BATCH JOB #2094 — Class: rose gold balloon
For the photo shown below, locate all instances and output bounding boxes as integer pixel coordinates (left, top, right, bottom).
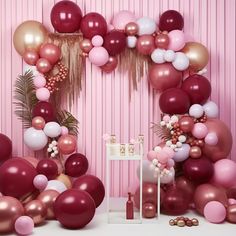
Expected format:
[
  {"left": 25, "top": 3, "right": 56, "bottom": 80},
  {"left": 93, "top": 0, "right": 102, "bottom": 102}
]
[
  {"left": 58, "top": 134, "right": 77, "bottom": 155},
  {"left": 22, "top": 156, "right": 39, "bottom": 168},
  {"left": 189, "top": 146, "right": 202, "bottom": 158},
  {"left": 100, "top": 56, "right": 118, "bottom": 73},
  {"left": 227, "top": 204, "right": 236, "bottom": 223},
  {"left": 194, "top": 184, "right": 228, "bottom": 215},
  {"left": 23, "top": 50, "right": 39, "bottom": 65},
  {"left": 125, "top": 22, "right": 138, "bottom": 36},
  {"left": 0, "top": 196, "right": 24, "bottom": 233},
  {"left": 39, "top": 43, "right": 61, "bottom": 65},
  {"left": 143, "top": 202, "right": 156, "bottom": 218},
  {"left": 136, "top": 35, "right": 155, "bottom": 55},
  {"left": 24, "top": 200, "right": 47, "bottom": 225},
  {"left": 155, "top": 33, "right": 169, "bottom": 49},
  {"left": 36, "top": 58, "right": 52, "bottom": 74},
  {"left": 179, "top": 116, "right": 195, "bottom": 133},
  {"left": 37, "top": 190, "right": 59, "bottom": 220},
  {"left": 79, "top": 39, "right": 93, "bottom": 53},
  {"left": 13, "top": 20, "right": 48, "bottom": 56},
  {"left": 32, "top": 116, "right": 45, "bottom": 130},
  {"left": 181, "top": 42, "right": 209, "bottom": 72},
  {"left": 56, "top": 174, "right": 72, "bottom": 189},
  {"left": 203, "top": 118, "right": 232, "bottom": 162}
]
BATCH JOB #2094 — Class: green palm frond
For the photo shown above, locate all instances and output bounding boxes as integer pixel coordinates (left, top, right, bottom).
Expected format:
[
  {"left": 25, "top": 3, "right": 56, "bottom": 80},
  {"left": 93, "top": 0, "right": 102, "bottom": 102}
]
[
  {"left": 56, "top": 110, "right": 79, "bottom": 136},
  {"left": 14, "top": 70, "right": 38, "bottom": 128},
  {"left": 150, "top": 122, "right": 171, "bottom": 141}
]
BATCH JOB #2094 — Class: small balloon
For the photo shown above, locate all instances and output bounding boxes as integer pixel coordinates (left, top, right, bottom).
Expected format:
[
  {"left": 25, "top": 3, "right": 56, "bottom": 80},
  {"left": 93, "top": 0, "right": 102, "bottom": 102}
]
[
  {"left": 33, "top": 75, "right": 46, "bottom": 88},
  {"left": 143, "top": 202, "right": 156, "bottom": 218},
  {"left": 126, "top": 36, "right": 137, "bottom": 48},
  {"left": 45, "top": 180, "right": 67, "bottom": 193},
  {"left": 168, "top": 30, "right": 185, "bottom": 51},
  {"left": 137, "top": 17, "right": 156, "bottom": 35},
  {"left": 88, "top": 47, "right": 109, "bottom": 66},
  {"left": 192, "top": 123, "right": 208, "bottom": 139},
  {"left": 79, "top": 39, "right": 93, "bottom": 53},
  {"left": 204, "top": 132, "right": 218, "bottom": 145},
  {"left": 151, "top": 49, "right": 165, "bottom": 64},
  {"left": 179, "top": 116, "right": 194, "bottom": 132},
  {"left": 91, "top": 35, "right": 104, "bottom": 47},
  {"left": 189, "top": 146, "right": 202, "bottom": 158},
  {"left": 136, "top": 35, "right": 155, "bottom": 55},
  {"left": 36, "top": 87, "right": 50, "bottom": 101},
  {"left": 33, "top": 174, "right": 48, "bottom": 191},
  {"left": 39, "top": 43, "right": 61, "bottom": 65},
  {"left": 189, "top": 104, "right": 204, "bottom": 118},
  {"left": 23, "top": 50, "right": 39, "bottom": 65},
  {"left": 125, "top": 22, "right": 138, "bottom": 36},
  {"left": 172, "top": 52, "right": 189, "bottom": 71},
  {"left": 227, "top": 204, "right": 236, "bottom": 223},
  {"left": 203, "top": 101, "right": 219, "bottom": 118},
  {"left": 58, "top": 134, "right": 77, "bottom": 155},
  {"left": 36, "top": 159, "right": 59, "bottom": 180},
  {"left": 14, "top": 216, "right": 34, "bottom": 235},
  {"left": 173, "top": 144, "right": 190, "bottom": 162},
  {"left": 155, "top": 33, "right": 169, "bottom": 49},
  {"left": 43, "top": 121, "right": 61, "bottom": 138},
  {"left": 100, "top": 56, "right": 118, "bottom": 73},
  {"left": 36, "top": 58, "right": 52, "bottom": 74},
  {"left": 204, "top": 201, "right": 226, "bottom": 223},
  {"left": 32, "top": 116, "right": 45, "bottom": 130}
]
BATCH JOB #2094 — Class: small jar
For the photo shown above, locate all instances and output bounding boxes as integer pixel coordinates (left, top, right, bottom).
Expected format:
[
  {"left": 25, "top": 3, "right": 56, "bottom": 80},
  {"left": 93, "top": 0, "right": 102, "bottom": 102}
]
[
  {"left": 128, "top": 143, "right": 134, "bottom": 155},
  {"left": 110, "top": 134, "right": 116, "bottom": 144},
  {"left": 120, "top": 144, "right": 126, "bottom": 156}
]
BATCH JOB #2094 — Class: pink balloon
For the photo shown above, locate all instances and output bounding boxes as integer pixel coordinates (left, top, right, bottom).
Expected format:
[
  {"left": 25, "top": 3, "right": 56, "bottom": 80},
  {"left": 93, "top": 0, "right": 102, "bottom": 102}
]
[
  {"left": 61, "top": 126, "right": 69, "bottom": 135},
  {"left": 213, "top": 159, "right": 236, "bottom": 188},
  {"left": 162, "top": 146, "right": 175, "bottom": 158},
  {"left": 157, "top": 151, "right": 169, "bottom": 164},
  {"left": 204, "top": 132, "right": 218, "bottom": 145},
  {"left": 203, "top": 201, "right": 226, "bottom": 223},
  {"left": 147, "top": 150, "right": 157, "bottom": 161},
  {"left": 33, "top": 174, "right": 48, "bottom": 191},
  {"left": 192, "top": 123, "right": 208, "bottom": 139},
  {"left": 91, "top": 35, "right": 104, "bottom": 47},
  {"left": 168, "top": 30, "right": 185, "bottom": 51},
  {"left": 36, "top": 87, "right": 50, "bottom": 101},
  {"left": 228, "top": 198, "right": 236, "bottom": 205},
  {"left": 39, "top": 43, "right": 61, "bottom": 65},
  {"left": 167, "top": 159, "right": 175, "bottom": 168},
  {"left": 136, "top": 35, "right": 155, "bottom": 55},
  {"left": 14, "top": 216, "right": 34, "bottom": 235},
  {"left": 163, "top": 115, "right": 170, "bottom": 122},
  {"left": 88, "top": 47, "right": 109, "bottom": 66},
  {"left": 33, "top": 75, "right": 46, "bottom": 88},
  {"left": 112, "top": 10, "right": 136, "bottom": 30}
]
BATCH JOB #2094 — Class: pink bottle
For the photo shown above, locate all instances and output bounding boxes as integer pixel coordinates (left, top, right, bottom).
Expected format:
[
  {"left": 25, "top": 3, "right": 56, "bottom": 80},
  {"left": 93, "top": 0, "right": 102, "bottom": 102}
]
[{"left": 126, "top": 192, "right": 134, "bottom": 219}]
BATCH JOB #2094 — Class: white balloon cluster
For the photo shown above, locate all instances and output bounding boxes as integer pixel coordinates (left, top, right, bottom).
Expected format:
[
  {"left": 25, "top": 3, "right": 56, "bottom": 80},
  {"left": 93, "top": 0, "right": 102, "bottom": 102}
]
[{"left": 151, "top": 49, "right": 189, "bottom": 71}]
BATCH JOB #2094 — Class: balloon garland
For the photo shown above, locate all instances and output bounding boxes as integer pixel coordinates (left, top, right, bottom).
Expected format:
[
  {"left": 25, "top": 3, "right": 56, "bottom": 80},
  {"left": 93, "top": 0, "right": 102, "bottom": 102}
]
[{"left": 0, "top": 0, "right": 235, "bottom": 234}]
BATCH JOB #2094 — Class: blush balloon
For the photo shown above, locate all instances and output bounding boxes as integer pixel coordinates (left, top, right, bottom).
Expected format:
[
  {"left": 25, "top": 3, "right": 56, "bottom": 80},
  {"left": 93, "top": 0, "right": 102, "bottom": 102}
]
[
  {"left": 204, "top": 201, "right": 226, "bottom": 223},
  {"left": 183, "top": 157, "right": 214, "bottom": 184},
  {"left": 149, "top": 63, "right": 182, "bottom": 91},
  {"left": 159, "top": 88, "right": 191, "bottom": 114},
  {"left": 181, "top": 74, "right": 211, "bottom": 105},
  {"left": 23, "top": 50, "right": 39, "bottom": 65},
  {"left": 36, "top": 58, "right": 52, "bottom": 74},
  {"left": 125, "top": 22, "right": 138, "bottom": 36},
  {"left": 112, "top": 10, "right": 136, "bottom": 31},
  {"left": 0, "top": 133, "right": 12, "bottom": 163},
  {"left": 79, "top": 39, "right": 93, "bottom": 53},
  {"left": 36, "top": 159, "right": 59, "bottom": 180},
  {"left": 179, "top": 116, "right": 194, "bottom": 133},
  {"left": 50, "top": 0, "right": 82, "bottom": 33},
  {"left": 227, "top": 204, "right": 236, "bottom": 223},
  {"left": 136, "top": 35, "right": 155, "bottom": 55},
  {"left": 100, "top": 56, "right": 118, "bottom": 73},
  {"left": 73, "top": 175, "right": 105, "bottom": 208},
  {"left": 58, "top": 135, "right": 77, "bottom": 155},
  {"left": 32, "top": 101, "right": 55, "bottom": 123},
  {"left": 80, "top": 12, "right": 107, "bottom": 39},
  {"left": 39, "top": 43, "right": 61, "bottom": 65},
  {"left": 155, "top": 33, "right": 169, "bottom": 49}
]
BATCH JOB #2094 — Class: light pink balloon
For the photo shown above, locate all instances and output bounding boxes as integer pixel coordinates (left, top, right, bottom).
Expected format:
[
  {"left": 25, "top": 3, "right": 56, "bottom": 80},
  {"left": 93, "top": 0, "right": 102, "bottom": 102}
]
[
  {"left": 36, "top": 87, "right": 50, "bottom": 101},
  {"left": 205, "top": 132, "right": 218, "bottom": 145},
  {"left": 163, "top": 146, "right": 175, "bottom": 158},
  {"left": 91, "top": 35, "right": 104, "bottom": 47},
  {"left": 203, "top": 201, "right": 226, "bottom": 223},
  {"left": 61, "top": 126, "right": 69, "bottom": 135},
  {"left": 168, "top": 30, "right": 185, "bottom": 51},
  {"left": 163, "top": 115, "right": 170, "bottom": 122},
  {"left": 192, "top": 123, "right": 208, "bottom": 139},
  {"left": 33, "top": 75, "right": 46, "bottom": 88},
  {"left": 112, "top": 10, "right": 136, "bottom": 30},
  {"left": 147, "top": 150, "right": 157, "bottom": 161},
  {"left": 88, "top": 47, "right": 109, "bottom": 66},
  {"left": 213, "top": 159, "right": 236, "bottom": 188},
  {"left": 33, "top": 174, "right": 48, "bottom": 191},
  {"left": 157, "top": 151, "right": 169, "bottom": 164},
  {"left": 15, "top": 216, "right": 34, "bottom": 235},
  {"left": 228, "top": 198, "right": 236, "bottom": 205},
  {"left": 167, "top": 159, "right": 175, "bottom": 168}
]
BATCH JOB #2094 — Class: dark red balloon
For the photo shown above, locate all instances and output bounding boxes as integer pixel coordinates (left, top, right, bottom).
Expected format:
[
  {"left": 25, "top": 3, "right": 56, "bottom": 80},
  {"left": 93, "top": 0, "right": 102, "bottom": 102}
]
[
  {"left": 159, "top": 10, "right": 184, "bottom": 32},
  {"left": 65, "top": 153, "right": 88, "bottom": 177},
  {"left": 73, "top": 175, "right": 105, "bottom": 208},
  {"left": 54, "top": 189, "right": 95, "bottom": 229},
  {"left": 162, "top": 186, "right": 189, "bottom": 215},
  {"left": 50, "top": 0, "right": 82, "bottom": 33},
  {"left": 80, "top": 12, "right": 107, "bottom": 39},
  {"left": 0, "top": 158, "right": 37, "bottom": 199},
  {"left": 159, "top": 88, "right": 191, "bottom": 114},
  {"left": 183, "top": 157, "right": 214, "bottom": 184},
  {"left": 32, "top": 101, "right": 56, "bottom": 123},
  {"left": 181, "top": 74, "right": 211, "bottom": 105},
  {"left": 36, "top": 159, "right": 58, "bottom": 180},
  {"left": 103, "top": 30, "right": 126, "bottom": 56},
  {"left": 0, "top": 133, "right": 12, "bottom": 163}
]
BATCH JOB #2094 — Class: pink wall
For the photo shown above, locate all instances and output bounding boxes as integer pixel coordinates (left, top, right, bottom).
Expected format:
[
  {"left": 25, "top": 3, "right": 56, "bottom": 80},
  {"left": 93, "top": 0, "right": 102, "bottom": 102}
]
[{"left": 0, "top": 0, "right": 235, "bottom": 196}]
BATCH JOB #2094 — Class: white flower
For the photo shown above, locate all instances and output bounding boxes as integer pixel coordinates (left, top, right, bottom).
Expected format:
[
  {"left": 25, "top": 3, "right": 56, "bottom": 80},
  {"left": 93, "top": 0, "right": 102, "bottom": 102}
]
[
  {"left": 160, "top": 121, "right": 166, "bottom": 126},
  {"left": 53, "top": 146, "right": 57, "bottom": 151},
  {"left": 47, "top": 148, "right": 52, "bottom": 152},
  {"left": 166, "top": 140, "right": 172, "bottom": 146},
  {"left": 178, "top": 135, "right": 187, "bottom": 143},
  {"left": 176, "top": 142, "right": 182, "bottom": 147},
  {"left": 52, "top": 140, "right": 57, "bottom": 146},
  {"left": 170, "top": 144, "right": 176, "bottom": 149},
  {"left": 154, "top": 146, "right": 162, "bottom": 152},
  {"left": 170, "top": 115, "right": 179, "bottom": 123},
  {"left": 54, "top": 150, "right": 58, "bottom": 155},
  {"left": 49, "top": 144, "right": 53, "bottom": 148},
  {"left": 51, "top": 153, "right": 56, "bottom": 157},
  {"left": 152, "top": 159, "right": 158, "bottom": 165}
]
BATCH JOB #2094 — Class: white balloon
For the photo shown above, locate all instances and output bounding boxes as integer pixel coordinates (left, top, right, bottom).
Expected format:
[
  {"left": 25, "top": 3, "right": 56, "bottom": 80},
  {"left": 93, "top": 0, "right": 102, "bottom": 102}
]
[
  {"left": 23, "top": 63, "right": 40, "bottom": 76},
  {"left": 172, "top": 52, "right": 189, "bottom": 71},
  {"left": 137, "top": 17, "right": 156, "bottom": 35},
  {"left": 160, "top": 167, "right": 175, "bottom": 184},
  {"left": 164, "top": 50, "right": 176, "bottom": 62},
  {"left": 43, "top": 122, "right": 62, "bottom": 138},
  {"left": 127, "top": 36, "right": 137, "bottom": 48},
  {"left": 137, "top": 160, "right": 158, "bottom": 183},
  {"left": 151, "top": 49, "right": 165, "bottom": 63},
  {"left": 173, "top": 144, "right": 190, "bottom": 162},
  {"left": 189, "top": 104, "right": 204, "bottom": 118},
  {"left": 24, "top": 127, "right": 48, "bottom": 151},
  {"left": 45, "top": 180, "right": 67, "bottom": 193},
  {"left": 203, "top": 101, "right": 219, "bottom": 118}
]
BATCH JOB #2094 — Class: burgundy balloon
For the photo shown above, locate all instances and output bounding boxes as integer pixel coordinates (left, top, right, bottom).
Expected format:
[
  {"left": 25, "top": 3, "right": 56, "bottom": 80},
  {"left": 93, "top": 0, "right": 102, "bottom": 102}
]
[
  {"left": 32, "top": 101, "right": 56, "bottom": 123},
  {"left": 159, "top": 88, "right": 191, "bottom": 114},
  {"left": 181, "top": 74, "right": 212, "bottom": 105},
  {"left": 39, "top": 43, "right": 61, "bottom": 65},
  {"left": 103, "top": 30, "right": 126, "bottom": 56},
  {"left": 0, "top": 133, "right": 12, "bottom": 163},
  {"left": 36, "top": 159, "right": 58, "bottom": 180},
  {"left": 65, "top": 153, "right": 89, "bottom": 177},
  {"left": 227, "top": 188, "right": 236, "bottom": 199},
  {"left": 73, "top": 174, "right": 105, "bottom": 208},
  {"left": 0, "top": 158, "right": 37, "bottom": 199},
  {"left": 203, "top": 118, "right": 232, "bottom": 162},
  {"left": 159, "top": 10, "right": 184, "bottom": 32},
  {"left": 50, "top": 0, "right": 82, "bottom": 33},
  {"left": 183, "top": 157, "right": 214, "bottom": 184},
  {"left": 149, "top": 63, "right": 182, "bottom": 92},
  {"left": 80, "top": 12, "right": 107, "bottom": 39},
  {"left": 23, "top": 50, "right": 39, "bottom": 65},
  {"left": 162, "top": 186, "right": 189, "bottom": 215},
  {"left": 100, "top": 56, "right": 118, "bottom": 73},
  {"left": 54, "top": 189, "right": 96, "bottom": 229},
  {"left": 194, "top": 183, "right": 228, "bottom": 215},
  {"left": 136, "top": 35, "right": 155, "bottom": 55}
]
